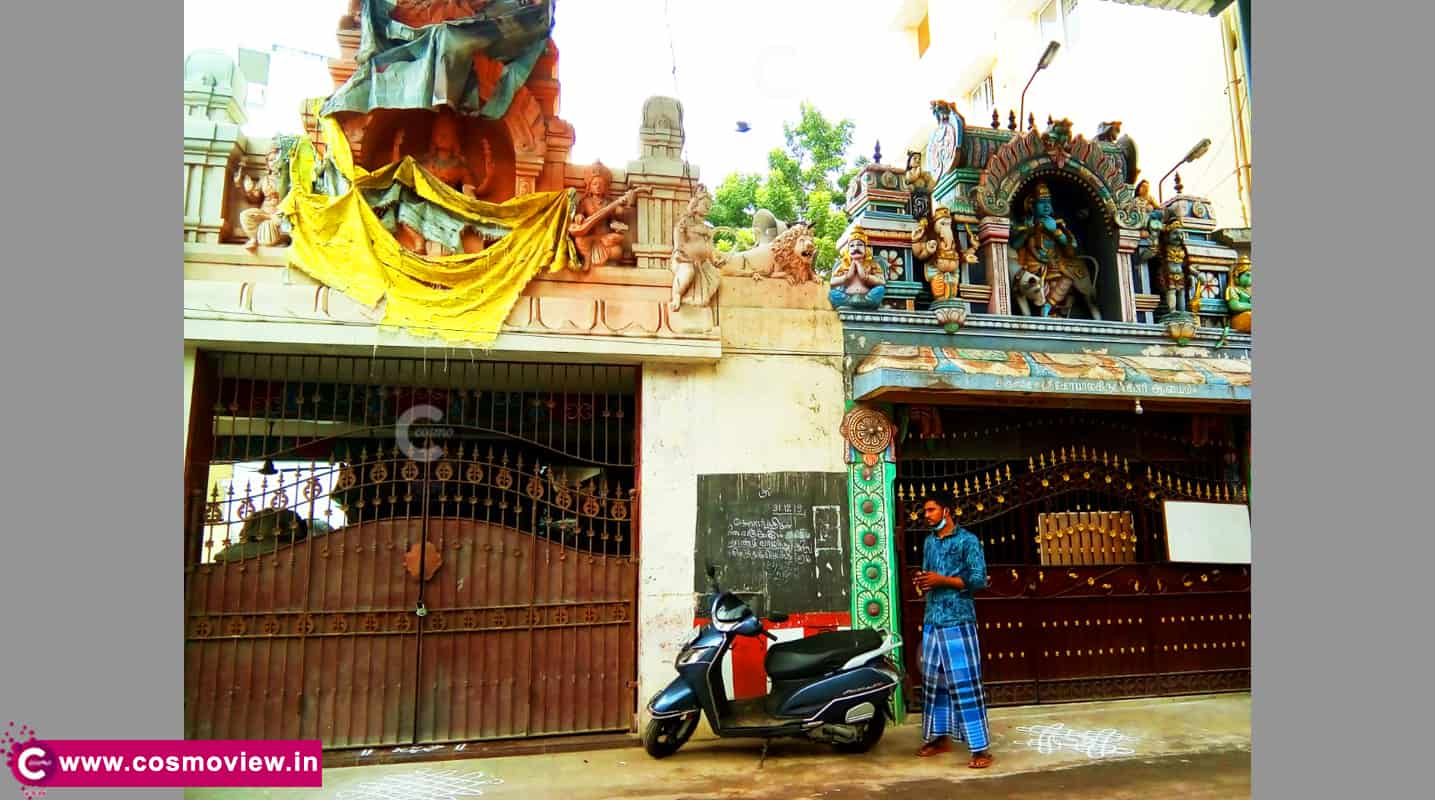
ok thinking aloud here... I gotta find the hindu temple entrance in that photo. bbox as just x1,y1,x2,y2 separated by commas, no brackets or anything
183,352,640,748
890,403,1250,708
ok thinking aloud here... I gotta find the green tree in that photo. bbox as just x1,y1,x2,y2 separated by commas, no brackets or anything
706,103,869,273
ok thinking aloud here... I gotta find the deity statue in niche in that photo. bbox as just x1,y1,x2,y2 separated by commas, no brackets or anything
1008,182,1101,319
568,162,647,268
912,207,972,302
372,107,499,257
410,106,492,199
1225,254,1251,332
828,228,888,309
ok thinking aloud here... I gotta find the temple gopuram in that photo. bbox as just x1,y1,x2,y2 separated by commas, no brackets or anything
182,0,1249,750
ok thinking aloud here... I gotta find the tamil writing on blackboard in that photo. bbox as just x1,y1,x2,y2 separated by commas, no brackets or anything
695,472,851,613
725,516,814,565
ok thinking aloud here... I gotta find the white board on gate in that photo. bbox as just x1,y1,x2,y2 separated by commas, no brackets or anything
1163,501,1251,564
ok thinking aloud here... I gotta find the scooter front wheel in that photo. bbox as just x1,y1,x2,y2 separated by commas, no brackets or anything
642,712,699,759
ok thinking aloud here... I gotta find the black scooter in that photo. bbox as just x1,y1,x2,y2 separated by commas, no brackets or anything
641,563,902,758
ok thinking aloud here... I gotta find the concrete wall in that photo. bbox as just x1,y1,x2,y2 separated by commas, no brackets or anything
635,278,847,724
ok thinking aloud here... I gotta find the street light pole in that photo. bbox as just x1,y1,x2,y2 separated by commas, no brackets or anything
1019,41,1061,134
1159,138,1212,203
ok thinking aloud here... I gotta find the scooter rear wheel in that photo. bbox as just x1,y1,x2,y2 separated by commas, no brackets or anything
833,709,887,754
642,712,699,758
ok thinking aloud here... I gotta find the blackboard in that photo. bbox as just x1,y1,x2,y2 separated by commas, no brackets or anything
694,472,850,616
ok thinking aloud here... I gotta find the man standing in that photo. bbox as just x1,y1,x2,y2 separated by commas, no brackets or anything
913,491,994,768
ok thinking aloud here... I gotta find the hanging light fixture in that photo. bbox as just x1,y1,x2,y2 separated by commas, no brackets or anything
258,421,278,475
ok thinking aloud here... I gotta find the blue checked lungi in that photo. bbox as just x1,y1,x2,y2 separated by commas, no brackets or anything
921,621,990,751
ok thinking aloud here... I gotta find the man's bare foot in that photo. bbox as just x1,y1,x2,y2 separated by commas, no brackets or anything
916,738,953,758
967,750,994,769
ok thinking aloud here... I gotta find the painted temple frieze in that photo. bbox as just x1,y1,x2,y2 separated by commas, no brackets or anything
184,0,740,350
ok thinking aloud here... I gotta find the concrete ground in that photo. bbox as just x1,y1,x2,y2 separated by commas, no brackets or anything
188,693,1250,800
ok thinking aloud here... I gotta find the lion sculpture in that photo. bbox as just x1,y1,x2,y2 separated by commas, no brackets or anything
721,223,819,285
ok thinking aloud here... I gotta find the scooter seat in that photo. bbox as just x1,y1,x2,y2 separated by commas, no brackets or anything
764,629,883,680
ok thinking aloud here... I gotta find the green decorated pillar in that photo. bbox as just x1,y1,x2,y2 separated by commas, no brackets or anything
840,405,906,723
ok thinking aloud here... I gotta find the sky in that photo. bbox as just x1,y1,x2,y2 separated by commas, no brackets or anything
182,0,919,183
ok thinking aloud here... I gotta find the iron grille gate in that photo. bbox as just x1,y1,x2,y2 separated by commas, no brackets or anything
183,353,640,748
891,409,1251,707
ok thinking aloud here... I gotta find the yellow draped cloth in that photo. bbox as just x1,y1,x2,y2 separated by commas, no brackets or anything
279,109,579,345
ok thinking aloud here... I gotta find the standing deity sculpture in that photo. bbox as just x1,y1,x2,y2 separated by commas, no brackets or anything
1157,217,1202,315
911,207,970,302
669,186,725,312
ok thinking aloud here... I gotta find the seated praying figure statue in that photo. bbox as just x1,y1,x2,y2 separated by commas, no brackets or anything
828,229,888,310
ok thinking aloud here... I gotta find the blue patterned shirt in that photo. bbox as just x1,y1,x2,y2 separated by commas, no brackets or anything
922,525,988,627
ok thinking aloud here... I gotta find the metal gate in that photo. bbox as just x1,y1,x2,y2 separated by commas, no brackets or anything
891,407,1251,707
183,353,640,748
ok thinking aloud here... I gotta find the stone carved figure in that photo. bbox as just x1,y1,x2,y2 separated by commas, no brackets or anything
414,107,492,199
1225,255,1252,333
1097,120,1140,184
828,228,888,309
1008,182,1101,319
1158,217,1202,315
723,224,819,285
383,108,498,257
751,209,789,246
905,150,935,193
669,186,725,311
906,150,936,220
1135,180,1157,216
1133,205,1165,279
912,207,972,302
390,0,493,28
568,162,646,268
234,136,297,252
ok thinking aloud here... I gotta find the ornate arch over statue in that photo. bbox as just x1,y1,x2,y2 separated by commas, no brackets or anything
976,122,1147,231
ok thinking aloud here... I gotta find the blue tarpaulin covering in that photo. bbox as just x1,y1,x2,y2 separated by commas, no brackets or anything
322,0,554,120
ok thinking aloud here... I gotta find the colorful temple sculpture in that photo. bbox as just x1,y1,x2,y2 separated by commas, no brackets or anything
185,0,817,351
835,101,1250,709
182,0,1250,750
